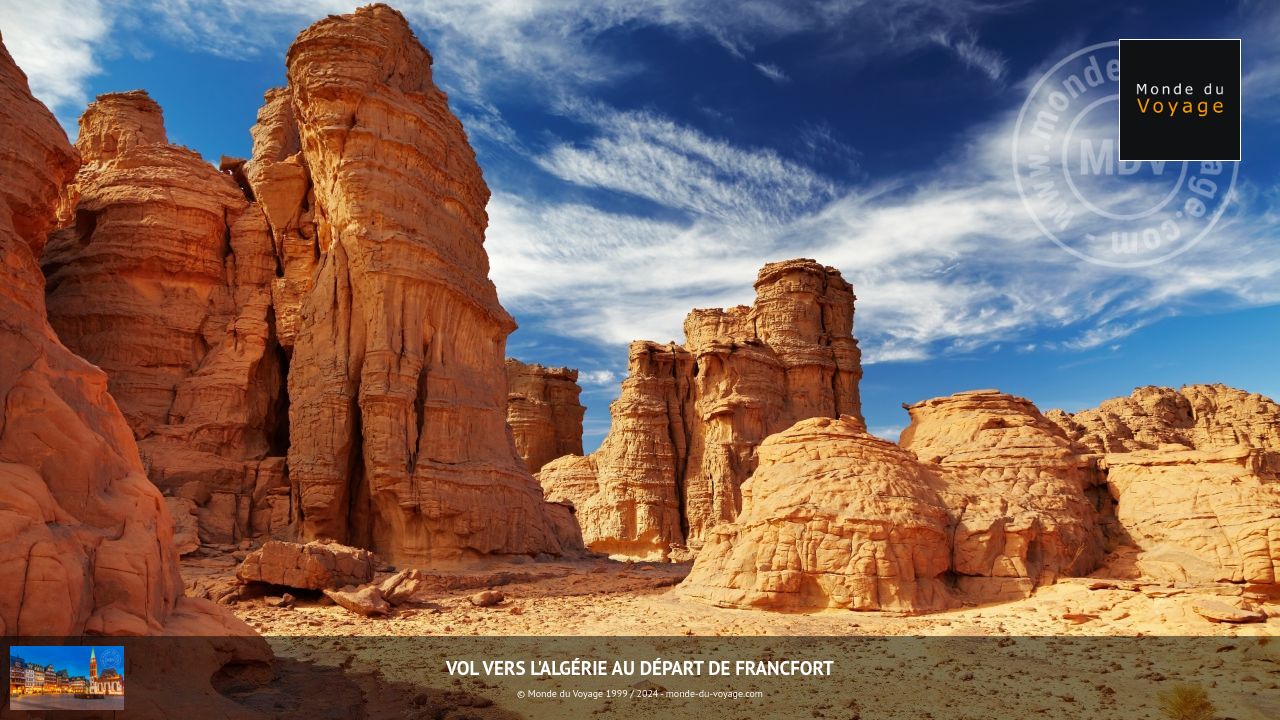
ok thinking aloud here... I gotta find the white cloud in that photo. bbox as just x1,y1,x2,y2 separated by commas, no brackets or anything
488,88,1280,364
580,369,618,386
930,30,1007,82
753,61,789,83
0,0,109,114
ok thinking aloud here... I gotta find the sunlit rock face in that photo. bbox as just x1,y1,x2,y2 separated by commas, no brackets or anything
246,5,576,564
1050,384,1280,584
540,258,864,560
682,390,1108,613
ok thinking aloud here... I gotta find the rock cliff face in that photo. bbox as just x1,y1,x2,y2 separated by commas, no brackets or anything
0,34,250,637
540,259,863,560
245,5,573,564
43,90,291,548
506,359,585,473
1049,385,1280,584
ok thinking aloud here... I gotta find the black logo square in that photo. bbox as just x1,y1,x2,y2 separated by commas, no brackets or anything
1119,39,1240,161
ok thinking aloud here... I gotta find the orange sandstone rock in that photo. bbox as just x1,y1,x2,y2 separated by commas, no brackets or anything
43,90,291,547
255,5,575,564
506,359,585,473
681,416,954,612
901,390,1106,602
1049,384,1280,584
0,34,252,638
540,259,863,559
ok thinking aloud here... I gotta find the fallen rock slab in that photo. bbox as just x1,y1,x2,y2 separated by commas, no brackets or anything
1193,600,1267,624
469,591,505,607
324,586,390,617
379,569,429,605
236,540,375,590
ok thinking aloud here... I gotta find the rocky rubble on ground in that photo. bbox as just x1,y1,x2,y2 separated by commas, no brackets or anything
539,258,863,560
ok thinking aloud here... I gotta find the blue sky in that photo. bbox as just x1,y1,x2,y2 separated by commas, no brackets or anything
9,646,123,678
1,0,1277,448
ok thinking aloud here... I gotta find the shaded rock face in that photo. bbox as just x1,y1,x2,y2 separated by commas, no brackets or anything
1049,384,1280,584
246,5,574,564
43,90,292,548
0,35,250,638
540,258,863,560
505,359,585,473
682,391,1106,612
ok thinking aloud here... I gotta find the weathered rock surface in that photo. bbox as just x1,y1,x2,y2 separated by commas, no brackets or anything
43,90,291,548
236,540,375,590
0,34,253,638
682,416,953,612
377,568,429,605
902,390,1106,601
324,585,391,616
506,359,585,473
1050,385,1280,585
683,391,1108,611
243,4,573,564
540,258,863,559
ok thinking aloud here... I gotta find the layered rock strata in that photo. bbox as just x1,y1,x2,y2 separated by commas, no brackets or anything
0,32,252,638
540,259,863,560
43,90,291,548
1049,385,1280,584
683,391,1106,612
506,359,585,473
245,5,573,564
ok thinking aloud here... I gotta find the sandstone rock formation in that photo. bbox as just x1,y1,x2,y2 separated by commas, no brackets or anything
540,259,863,559
242,5,574,564
683,391,1105,612
506,359,585,473
1049,385,1280,584
43,90,291,547
682,416,954,612
901,390,1106,601
236,540,375,590
0,33,252,638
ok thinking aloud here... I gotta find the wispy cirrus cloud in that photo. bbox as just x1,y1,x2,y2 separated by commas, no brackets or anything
0,0,109,114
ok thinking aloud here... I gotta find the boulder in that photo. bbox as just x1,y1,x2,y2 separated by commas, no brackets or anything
682,416,953,612
378,569,430,605
236,540,375,590
324,585,390,617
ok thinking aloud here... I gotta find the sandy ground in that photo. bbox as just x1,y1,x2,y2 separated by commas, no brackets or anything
182,551,1279,639
182,551,1280,719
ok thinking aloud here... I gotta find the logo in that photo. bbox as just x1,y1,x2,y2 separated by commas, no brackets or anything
1013,42,1238,267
